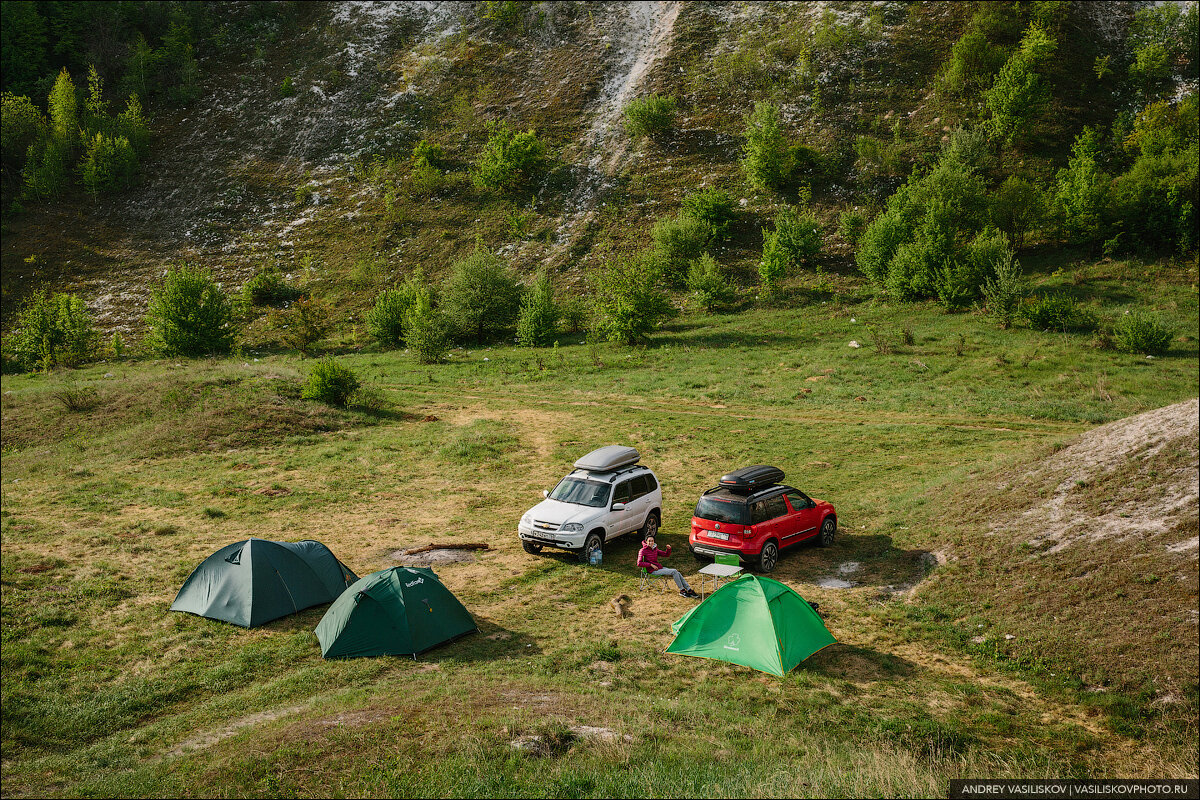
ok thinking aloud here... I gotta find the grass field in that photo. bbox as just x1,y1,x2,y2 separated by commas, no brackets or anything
2,256,1198,797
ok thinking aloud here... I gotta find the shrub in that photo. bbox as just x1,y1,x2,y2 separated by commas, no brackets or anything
1021,293,1099,333
473,123,546,191
741,101,791,189
623,94,677,138
838,208,869,246
981,248,1025,328
367,280,422,348
681,188,737,241
240,267,303,309
279,77,295,98
774,204,822,266
405,290,451,364
758,229,788,298
275,296,332,355
411,139,447,169
651,213,708,283
590,256,675,345
1111,310,1174,355
9,291,97,370
686,254,735,312
144,264,237,357
516,272,558,347
441,247,521,344
939,26,1007,96
301,358,360,406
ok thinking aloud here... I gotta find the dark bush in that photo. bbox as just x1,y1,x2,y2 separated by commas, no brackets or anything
441,247,521,344
240,267,303,309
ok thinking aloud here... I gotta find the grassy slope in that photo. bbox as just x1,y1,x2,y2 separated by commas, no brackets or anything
3,259,1197,796
2,1,1199,795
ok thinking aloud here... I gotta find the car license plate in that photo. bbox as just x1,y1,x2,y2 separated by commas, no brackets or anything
707,530,729,541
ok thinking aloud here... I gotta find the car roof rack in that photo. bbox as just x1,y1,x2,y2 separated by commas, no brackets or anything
574,445,640,473
718,465,785,492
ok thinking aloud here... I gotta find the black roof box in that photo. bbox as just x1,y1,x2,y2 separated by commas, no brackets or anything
574,445,640,472
719,465,784,491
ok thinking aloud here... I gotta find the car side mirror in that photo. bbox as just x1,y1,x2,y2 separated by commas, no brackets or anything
542,490,549,498
611,502,626,511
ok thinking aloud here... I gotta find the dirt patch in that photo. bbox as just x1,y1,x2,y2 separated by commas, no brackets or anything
167,704,308,757
392,548,479,566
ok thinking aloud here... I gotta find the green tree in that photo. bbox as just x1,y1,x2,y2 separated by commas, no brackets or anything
990,175,1046,249
1,92,44,189
1054,127,1112,245
984,25,1057,145
79,132,136,195
404,288,451,364
0,1,48,98
144,264,237,356
47,67,78,147
758,228,788,298
981,247,1026,329
516,272,558,347
367,275,424,348
590,255,674,345
441,247,521,344
741,101,791,189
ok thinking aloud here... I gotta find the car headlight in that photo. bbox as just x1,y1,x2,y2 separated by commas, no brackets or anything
520,513,532,526
561,522,583,533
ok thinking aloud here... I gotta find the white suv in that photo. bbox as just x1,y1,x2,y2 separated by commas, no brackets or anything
518,446,662,556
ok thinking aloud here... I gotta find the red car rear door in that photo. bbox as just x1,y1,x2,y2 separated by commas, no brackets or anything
782,490,821,545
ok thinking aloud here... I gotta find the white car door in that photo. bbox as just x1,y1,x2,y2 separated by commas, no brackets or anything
607,479,636,539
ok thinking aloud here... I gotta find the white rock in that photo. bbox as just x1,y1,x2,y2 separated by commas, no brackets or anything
848,341,861,348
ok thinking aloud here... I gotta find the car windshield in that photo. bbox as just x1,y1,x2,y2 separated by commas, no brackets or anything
549,477,611,508
694,496,749,525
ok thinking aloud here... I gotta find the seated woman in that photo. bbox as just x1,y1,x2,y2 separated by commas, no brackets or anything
637,534,700,598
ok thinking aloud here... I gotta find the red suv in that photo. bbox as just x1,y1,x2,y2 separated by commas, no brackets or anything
689,465,837,572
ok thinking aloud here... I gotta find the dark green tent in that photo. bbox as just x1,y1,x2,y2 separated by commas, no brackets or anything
667,574,836,676
170,538,357,628
315,566,477,659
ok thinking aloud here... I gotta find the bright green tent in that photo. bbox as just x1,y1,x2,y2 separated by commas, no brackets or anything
315,566,477,659
666,574,836,676
170,538,357,628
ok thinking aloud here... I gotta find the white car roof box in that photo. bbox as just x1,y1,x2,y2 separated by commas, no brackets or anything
574,445,640,473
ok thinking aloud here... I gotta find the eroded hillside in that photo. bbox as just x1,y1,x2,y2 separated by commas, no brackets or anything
919,398,1199,702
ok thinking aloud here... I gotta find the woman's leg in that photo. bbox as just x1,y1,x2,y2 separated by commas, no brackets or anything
653,567,688,592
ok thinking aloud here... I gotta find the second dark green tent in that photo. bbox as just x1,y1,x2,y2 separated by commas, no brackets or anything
667,574,836,676
315,566,477,659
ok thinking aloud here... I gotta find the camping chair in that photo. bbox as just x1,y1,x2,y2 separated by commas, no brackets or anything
639,567,670,593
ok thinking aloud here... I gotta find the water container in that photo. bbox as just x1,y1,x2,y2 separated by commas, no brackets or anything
588,547,603,566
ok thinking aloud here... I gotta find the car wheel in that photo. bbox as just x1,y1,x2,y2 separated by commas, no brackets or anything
639,512,660,540
582,531,603,556
818,517,836,547
757,541,778,573
521,541,543,555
